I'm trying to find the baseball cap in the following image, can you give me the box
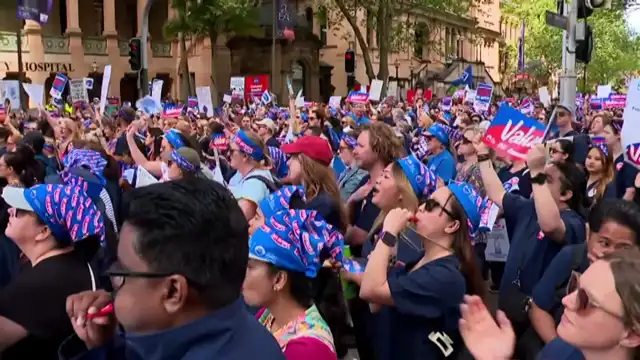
[2,184,105,245]
[425,123,450,146]
[281,136,333,167]
[557,102,575,117]
[256,118,277,132]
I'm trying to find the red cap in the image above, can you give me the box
[281,136,333,167]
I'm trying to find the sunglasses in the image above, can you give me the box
[557,111,569,117]
[421,197,456,219]
[423,135,434,141]
[566,271,624,320]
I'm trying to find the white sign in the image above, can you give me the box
[464,89,476,103]
[538,86,551,107]
[22,83,44,107]
[69,79,88,105]
[485,219,510,262]
[196,86,214,116]
[230,77,245,98]
[596,84,612,100]
[99,65,112,115]
[622,78,640,168]
[0,80,20,109]
[368,80,384,102]
[135,166,159,187]
[328,96,341,108]
[151,80,164,105]
[84,77,94,90]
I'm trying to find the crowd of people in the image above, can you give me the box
[0,90,638,360]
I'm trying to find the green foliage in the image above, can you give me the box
[164,0,262,42]
[316,0,472,81]
[502,0,640,90]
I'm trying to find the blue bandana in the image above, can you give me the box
[341,134,357,149]
[165,129,186,150]
[249,209,361,277]
[396,154,437,199]
[62,149,107,180]
[268,146,288,179]
[233,130,264,161]
[258,186,306,220]
[447,181,486,233]
[171,150,199,173]
[3,184,106,246]
[591,136,609,156]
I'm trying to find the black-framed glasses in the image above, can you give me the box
[105,268,175,292]
[549,148,564,155]
[421,197,457,219]
[566,271,624,320]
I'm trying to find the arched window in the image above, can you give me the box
[292,61,305,96]
[413,23,425,59]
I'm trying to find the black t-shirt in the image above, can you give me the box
[0,251,96,360]
[350,176,380,257]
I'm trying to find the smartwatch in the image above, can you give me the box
[381,232,398,247]
[531,173,547,185]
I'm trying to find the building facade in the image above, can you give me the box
[0,0,520,105]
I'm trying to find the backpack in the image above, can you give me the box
[245,174,280,193]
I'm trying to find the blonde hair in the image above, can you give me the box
[342,116,356,128]
[368,162,420,237]
[62,118,80,140]
[296,153,348,232]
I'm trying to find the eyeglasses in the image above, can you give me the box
[557,111,569,117]
[549,148,564,155]
[566,271,624,320]
[105,262,203,292]
[421,197,457,219]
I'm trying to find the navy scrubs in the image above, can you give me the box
[532,244,589,323]
[614,154,638,198]
[375,254,467,360]
[537,337,585,360]
[499,193,586,299]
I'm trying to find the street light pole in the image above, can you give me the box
[394,60,399,98]
[140,0,156,97]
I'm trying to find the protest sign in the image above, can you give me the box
[49,74,68,99]
[69,78,88,106]
[483,104,545,161]
[347,91,369,104]
[622,78,640,169]
[473,83,493,112]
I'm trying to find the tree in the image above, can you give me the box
[502,0,640,91]
[164,0,262,104]
[317,0,472,85]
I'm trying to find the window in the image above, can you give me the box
[305,7,313,30]
[292,61,305,95]
[414,23,424,59]
[318,6,327,46]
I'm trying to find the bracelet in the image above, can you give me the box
[478,153,492,162]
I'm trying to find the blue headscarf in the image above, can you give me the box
[165,129,186,150]
[2,184,106,246]
[268,146,288,179]
[396,154,437,200]
[60,149,107,200]
[447,181,487,233]
[258,186,306,220]
[232,130,265,161]
[249,209,361,277]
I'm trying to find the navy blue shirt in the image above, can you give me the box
[497,166,533,199]
[375,254,467,360]
[427,150,457,183]
[499,193,586,298]
[350,176,381,257]
[537,337,584,360]
[532,244,589,322]
[304,191,344,231]
[614,154,638,198]
[585,180,616,207]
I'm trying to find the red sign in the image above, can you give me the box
[245,75,269,98]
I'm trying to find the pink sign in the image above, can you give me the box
[347,92,369,104]
[245,75,269,98]
[483,104,545,161]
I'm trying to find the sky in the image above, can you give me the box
[626,8,640,34]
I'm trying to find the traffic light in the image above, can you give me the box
[347,74,355,90]
[576,24,593,64]
[345,49,355,73]
[577,0,611,18]
[128,38,142,71]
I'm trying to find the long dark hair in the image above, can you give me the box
[3,144,44,187]
[448,196,486,301]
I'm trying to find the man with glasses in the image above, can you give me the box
[550,103,590,166]
[61,179,284,360]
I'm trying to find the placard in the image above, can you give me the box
[69,78,88,105]
[485,219,510,262]
[483,104,545,161]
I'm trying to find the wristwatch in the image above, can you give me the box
[531,173,547,185]
[381,232,398,247]
[477,153,492,162]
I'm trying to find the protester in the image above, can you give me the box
[460,249,640,360]
[0,184,105,359]
[61,179,284,359]
[424,123,457,182]
[584,143,615,207]
[245,209,349,359]
[359,182,485,359]
[337,132,367,201]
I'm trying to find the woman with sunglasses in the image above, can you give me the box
[244,209,354,360]
[358,181,485,360]
[529,199,640,353]
[461,248,640,360]
[549,139,575,164]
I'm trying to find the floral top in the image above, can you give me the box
[258,304,336,359]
